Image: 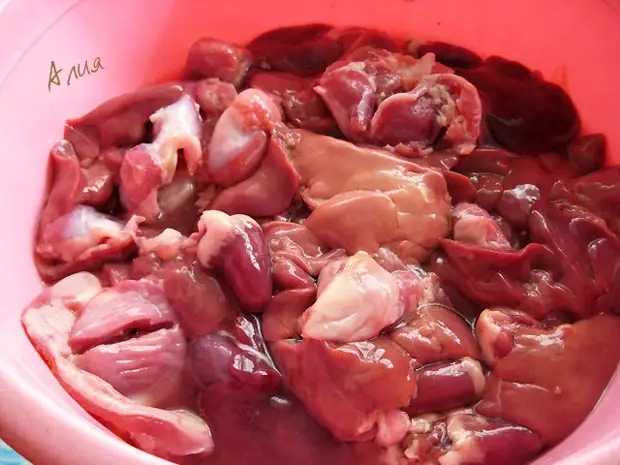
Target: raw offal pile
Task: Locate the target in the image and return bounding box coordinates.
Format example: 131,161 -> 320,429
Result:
22,23 -> 620,465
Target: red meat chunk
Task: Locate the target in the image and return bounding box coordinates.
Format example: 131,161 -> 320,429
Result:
263,220 -> 346,290
208,126 -> 301,217
271,337 -> 415,445
193,210 -> 272,311
411,40 -> 483,69
249,71 -> 338,134
36,206 -> 142,283
567,133 -> 607,175
476,308 -> 620,445
263,287 -> 316,342
247,24 -> 343,76
184,38 -> 251,87
405,357 -> 485,415
315,47 -> 439,141
459,56 -> 580,154
371,73 -> 482,155
119,94 -> 202,220
433,195 -> 620,320
22,273 -> 213,462
160,258 -> 238,339
64,84 -> 185,160
40,140 -> 115,227
205,89 -> 282,187
390,304 -> 481,367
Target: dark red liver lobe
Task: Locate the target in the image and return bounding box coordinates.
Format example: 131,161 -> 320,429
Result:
247,24 -> 343,76
459,56 -> 580,155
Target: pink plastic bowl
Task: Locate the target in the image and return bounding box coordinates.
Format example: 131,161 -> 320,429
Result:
1,0 -> 619,463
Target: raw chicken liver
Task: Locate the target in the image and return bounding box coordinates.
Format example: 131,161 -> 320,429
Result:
292,130 -> 452,262
271,336 -> 415,444
476,308 -> 620,446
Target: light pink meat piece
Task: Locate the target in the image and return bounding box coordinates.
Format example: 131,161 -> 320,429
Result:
120,94 -> 202,219
206,89 -> 282,186
38,206 -> 128,263
36,272 -> 103,312
208,127 -> 301,217
475,308 -> 620,445
305,182 -> 450,263
185,38 -> 251,87
417,267 -> 453,308
64,84 -> 185,160
299,251 -> 403,342
75,326 -> 187,407
21,274 -> 213,461
452,202 -> 511,250
391,305 -> 480,368
406,358 -> 486,415
69,280 -> 176,354
247,71 -> 299,122
292,132 -> 451,262
371,74 -> 482,155
136,228 -> 189,261
263,287 -> 316,342
263,221 -> 346,289
41,140 -> 114,227
150,93 -> 203,175
264,221 -> 331,269
374,410 -> 412,448
422,74 -> 482,154
305,190 -> 396,251
194,210 -> 272,311
36,206 -> 143,282
292,129 -> 451,205
315,64 -> 376,141
271,337 -> 415,444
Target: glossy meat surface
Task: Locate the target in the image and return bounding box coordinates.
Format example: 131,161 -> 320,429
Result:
23,25 -> 620,465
